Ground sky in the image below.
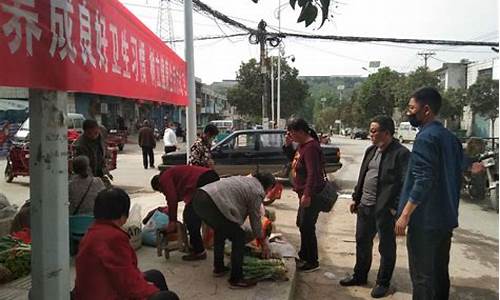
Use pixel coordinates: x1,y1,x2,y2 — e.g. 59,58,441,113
119,0,499,84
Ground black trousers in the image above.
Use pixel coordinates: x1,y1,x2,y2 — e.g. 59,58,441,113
164,146,176,154
144,269,179,300
407,227,452,300
296,201,321,265
141,146,155,168
183,171,220,254
353,205,396,286
192,190,246,281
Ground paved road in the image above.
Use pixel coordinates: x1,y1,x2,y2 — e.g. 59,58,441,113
275,135,499,299
0,135,497,299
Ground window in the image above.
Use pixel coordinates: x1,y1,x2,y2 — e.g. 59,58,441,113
260,133,285,149
234,133,255,150
73,118,83,130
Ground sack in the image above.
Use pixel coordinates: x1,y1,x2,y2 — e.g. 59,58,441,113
142,209,169,246
315,181,338,212
123,204,142,250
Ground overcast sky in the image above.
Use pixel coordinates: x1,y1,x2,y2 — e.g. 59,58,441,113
120,0,499,84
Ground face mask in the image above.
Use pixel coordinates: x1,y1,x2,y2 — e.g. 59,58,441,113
407,113,422,127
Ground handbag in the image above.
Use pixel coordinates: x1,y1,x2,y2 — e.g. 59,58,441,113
315,169,339,213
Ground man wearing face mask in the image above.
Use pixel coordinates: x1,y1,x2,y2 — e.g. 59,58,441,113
395,87,484,299
340,116,409,298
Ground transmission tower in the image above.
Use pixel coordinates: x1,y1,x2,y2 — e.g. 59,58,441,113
156,0,176,49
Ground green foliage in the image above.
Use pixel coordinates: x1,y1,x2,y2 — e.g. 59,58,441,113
300,76,365,126
356,67,402,122
252,0,330,27
441,88,468,120
394,67,440,111
468,77,499,121
227,58,309,121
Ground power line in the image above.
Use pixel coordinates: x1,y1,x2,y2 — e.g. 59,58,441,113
278,32,499,47
417,51,436,67
186,0,499,47
170,33,248,43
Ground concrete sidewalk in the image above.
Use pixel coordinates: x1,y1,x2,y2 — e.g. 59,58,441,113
0,193,297,300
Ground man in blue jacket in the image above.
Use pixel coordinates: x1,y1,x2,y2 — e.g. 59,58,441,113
395,87,484,299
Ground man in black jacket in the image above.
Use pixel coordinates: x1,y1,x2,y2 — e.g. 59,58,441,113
340,116,410,298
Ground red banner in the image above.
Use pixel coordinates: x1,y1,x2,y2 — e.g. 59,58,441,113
0,0,188,105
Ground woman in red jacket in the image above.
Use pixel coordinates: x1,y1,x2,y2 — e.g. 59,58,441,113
73,188,179,300
285,118,325,273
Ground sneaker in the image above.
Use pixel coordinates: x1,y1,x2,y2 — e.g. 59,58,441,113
181,251,207,261
371,284,390,298
297,262,320,273
213,266,230,277
228,278,257,289
339,275,367,286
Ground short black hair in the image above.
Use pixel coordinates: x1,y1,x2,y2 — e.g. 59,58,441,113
411,87,442,114
253,172,276,191
93,188,131,220
83,119,99,131
371,115,395,135
204,124,219,136
151,175,161,191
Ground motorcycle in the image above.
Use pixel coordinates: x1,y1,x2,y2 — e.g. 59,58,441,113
463,146,499,212
479,150,499,212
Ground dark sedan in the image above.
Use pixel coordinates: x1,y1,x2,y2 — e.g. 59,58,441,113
159,129,342,180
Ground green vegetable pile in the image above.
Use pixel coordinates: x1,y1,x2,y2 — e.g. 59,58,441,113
242,256,288,281
0,236,31,281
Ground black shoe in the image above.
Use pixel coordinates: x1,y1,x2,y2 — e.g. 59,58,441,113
181,251,207,261
297,262,320,273
228,278,257,289
371,285,390,298
339,275,367,286
213,266,230,277
150,165,155,169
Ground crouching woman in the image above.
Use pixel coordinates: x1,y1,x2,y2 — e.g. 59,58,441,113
191,173,276,289
72,188,179,300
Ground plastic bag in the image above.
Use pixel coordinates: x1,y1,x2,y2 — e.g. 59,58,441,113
123,204,142,250
141,209,169,246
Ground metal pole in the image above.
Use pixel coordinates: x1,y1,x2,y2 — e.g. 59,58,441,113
271,56,275,126
184,0,197,161
30,89,70,299
259,20,268,127
277,1,282,129
277,51,281,128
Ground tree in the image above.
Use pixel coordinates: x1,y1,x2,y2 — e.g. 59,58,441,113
395,67,440,111
441,88,468,130
355,67,402,123
251,0,331,27
468,77,499,137
227,58,309,121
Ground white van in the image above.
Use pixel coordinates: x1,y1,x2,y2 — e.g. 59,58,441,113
14,113,85,142
397,122,418,143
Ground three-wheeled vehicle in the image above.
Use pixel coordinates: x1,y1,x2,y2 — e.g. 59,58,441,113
4,115,118,182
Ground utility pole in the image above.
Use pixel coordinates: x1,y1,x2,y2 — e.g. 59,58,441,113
258,20,269,127
418,51,435,68
157,0,176,49
184,0,196,161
